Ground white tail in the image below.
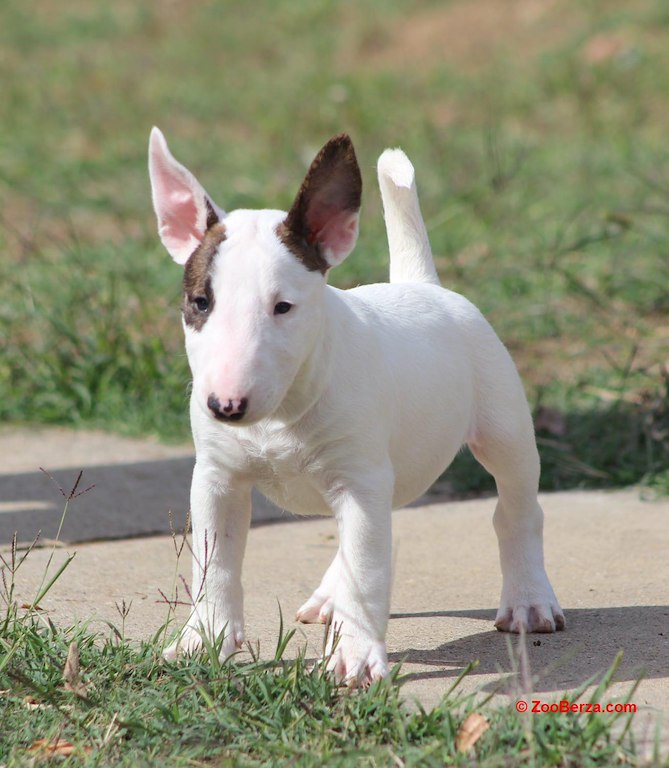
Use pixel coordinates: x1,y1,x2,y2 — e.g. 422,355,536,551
377,148,440,286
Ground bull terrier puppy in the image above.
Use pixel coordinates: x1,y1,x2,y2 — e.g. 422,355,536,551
148,130,564,685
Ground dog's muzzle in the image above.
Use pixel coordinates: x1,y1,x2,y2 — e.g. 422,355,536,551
207,394,249,422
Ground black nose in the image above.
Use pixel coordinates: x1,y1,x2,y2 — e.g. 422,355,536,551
207,394,248,422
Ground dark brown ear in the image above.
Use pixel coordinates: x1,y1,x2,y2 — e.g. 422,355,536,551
279,134,362,272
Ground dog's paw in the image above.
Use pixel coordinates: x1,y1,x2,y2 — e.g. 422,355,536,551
495,561,565,634
495,601,565,634
296,590,333,624
163,617,244,662
324,629,389,687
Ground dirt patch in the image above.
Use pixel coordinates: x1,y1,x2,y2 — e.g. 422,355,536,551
510,322,669,395
344,0,580,74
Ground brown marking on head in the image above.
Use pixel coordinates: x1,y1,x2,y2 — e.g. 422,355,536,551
182,221,226,330
205,199,219,231
278,134,361,274
276,221,328,274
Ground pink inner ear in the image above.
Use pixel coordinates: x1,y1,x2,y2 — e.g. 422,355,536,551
310,207,359,264
150,136,207,263
158,187,201,247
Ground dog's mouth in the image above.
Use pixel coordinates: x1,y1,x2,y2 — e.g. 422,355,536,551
213,410,245,423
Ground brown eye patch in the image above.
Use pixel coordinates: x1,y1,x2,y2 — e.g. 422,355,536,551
182,222,226,330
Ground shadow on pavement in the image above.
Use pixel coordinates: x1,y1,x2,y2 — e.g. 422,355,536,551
0,459,288,544
0,455,443,545
389,606,669,691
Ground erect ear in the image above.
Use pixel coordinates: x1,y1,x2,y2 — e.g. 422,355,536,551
280,134,361,272
148,127,225,265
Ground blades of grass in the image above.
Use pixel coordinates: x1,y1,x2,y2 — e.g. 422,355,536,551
614,675,645,745
444,659,480,701
273,602,297,662
587,650,623,706
31,553,76,612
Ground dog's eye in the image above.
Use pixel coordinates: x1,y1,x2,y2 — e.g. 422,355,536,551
274,301,293,315
193,297,209,313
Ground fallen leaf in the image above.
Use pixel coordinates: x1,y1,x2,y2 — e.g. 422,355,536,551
24,695,46,710
455,712,490,753
20,603,45,611
28,738,91,756
63,641,88,698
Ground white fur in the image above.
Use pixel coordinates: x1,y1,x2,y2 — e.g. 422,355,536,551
149,130,564,685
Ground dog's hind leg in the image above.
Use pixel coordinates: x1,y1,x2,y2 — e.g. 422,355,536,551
377,147,441,286
468,372,565,634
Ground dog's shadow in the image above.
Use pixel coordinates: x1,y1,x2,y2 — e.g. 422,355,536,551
388,605,669,693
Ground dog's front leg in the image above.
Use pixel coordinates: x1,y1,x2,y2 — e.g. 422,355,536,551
324,465,393,686
164,464,251,661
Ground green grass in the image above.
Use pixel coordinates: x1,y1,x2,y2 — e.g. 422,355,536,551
1,0,668,490
1,624,656,767
1,547,663,767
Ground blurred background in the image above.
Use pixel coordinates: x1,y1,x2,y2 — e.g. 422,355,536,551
1,0,667,494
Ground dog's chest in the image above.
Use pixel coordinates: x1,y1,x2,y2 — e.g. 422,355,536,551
239,430,330,516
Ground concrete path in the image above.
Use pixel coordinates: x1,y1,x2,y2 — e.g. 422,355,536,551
2,427,668,755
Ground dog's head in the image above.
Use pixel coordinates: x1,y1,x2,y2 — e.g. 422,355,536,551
148,129,361,425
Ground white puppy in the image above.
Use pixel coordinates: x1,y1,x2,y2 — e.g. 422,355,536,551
148,130,564,685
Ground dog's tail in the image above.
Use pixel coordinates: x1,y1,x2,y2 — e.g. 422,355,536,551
377,148,440,286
